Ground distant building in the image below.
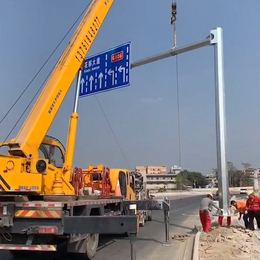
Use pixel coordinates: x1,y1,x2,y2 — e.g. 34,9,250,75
135,165,177,192
146,173,177,191
169,165,181,175
205,174,218,187
242,167,259,177
239,167,259,186
135,166,167,175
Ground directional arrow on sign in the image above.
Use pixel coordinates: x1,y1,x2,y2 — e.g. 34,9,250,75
118,65,126,83
80,78,85,93
89,75,94,91
98,72,103,89
108,69,115,85
79,42,131,98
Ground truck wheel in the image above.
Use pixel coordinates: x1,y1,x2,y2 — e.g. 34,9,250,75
85,233,99,259
148,213,153,221
140,216,145,227
64,233,99,260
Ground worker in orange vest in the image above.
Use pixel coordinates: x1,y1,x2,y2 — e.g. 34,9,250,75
231,200,249,229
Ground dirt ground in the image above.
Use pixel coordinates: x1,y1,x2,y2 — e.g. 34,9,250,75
199,220,260,260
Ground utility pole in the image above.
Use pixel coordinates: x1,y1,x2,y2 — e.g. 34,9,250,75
131,27,231,217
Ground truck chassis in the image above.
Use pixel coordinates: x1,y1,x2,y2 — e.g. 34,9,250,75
0,196,170,259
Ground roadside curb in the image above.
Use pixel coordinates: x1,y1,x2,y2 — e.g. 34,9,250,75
254,230,260,240
182,234,195,260
192,231,201,260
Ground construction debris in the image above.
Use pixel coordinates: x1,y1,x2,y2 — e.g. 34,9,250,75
172,234,190,242
199,221,260,260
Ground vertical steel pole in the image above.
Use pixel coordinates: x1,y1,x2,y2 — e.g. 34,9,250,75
73,69,82,113
211,28,230,214
130,233,137,260
129,203,137,260
164,197,170,243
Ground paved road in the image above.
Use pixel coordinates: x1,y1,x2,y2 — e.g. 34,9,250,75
95,195,203,260
0,194,203,260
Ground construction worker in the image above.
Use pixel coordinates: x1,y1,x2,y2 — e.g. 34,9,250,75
199,193,223,232
230,200,249,229
218,209,232,227
245,190,260,230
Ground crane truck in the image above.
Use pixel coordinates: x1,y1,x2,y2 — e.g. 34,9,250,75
0,1,170,259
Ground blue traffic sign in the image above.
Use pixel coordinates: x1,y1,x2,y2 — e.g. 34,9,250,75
79,42,131,97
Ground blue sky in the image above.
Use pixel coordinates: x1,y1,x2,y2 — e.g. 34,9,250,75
0,0,260,174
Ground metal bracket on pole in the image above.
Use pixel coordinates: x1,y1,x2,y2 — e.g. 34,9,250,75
131,27,230,217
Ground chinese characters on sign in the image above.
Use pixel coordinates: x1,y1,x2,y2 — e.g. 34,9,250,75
79,42,131,97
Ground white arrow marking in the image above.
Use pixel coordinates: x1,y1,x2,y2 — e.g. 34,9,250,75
118,65,126,82
80,78,85,93
108,69,115,85
98,72,104,88
89,75,94,91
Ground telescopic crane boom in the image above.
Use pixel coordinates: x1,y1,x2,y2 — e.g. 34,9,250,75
0,0,114,196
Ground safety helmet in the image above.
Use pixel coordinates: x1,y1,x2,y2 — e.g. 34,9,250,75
207,193,213,198
247,190,254,197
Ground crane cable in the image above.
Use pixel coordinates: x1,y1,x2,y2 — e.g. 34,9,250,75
2,1,92,142
95,96,131,169
175,55,182,168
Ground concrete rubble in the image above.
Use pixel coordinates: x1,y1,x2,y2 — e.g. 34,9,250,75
199,221,260,260
171,234,190,242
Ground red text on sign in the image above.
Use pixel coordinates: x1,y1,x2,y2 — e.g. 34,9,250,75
111,51,124,63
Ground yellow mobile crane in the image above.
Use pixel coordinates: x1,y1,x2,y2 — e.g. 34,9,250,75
0,1,170,259
0,0,113,196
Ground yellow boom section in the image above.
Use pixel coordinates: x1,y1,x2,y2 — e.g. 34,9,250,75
10,0,114,158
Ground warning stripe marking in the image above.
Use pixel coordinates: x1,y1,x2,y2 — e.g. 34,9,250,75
0,202,62,207
15,210,61,218
0,175,10,190
0,245,56,251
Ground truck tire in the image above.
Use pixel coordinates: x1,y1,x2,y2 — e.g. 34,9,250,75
62,233,99,260
84,233,99,259
139,216,145,227
148,213,153,221
73,233,99,260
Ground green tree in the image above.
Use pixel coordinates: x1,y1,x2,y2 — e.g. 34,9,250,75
242,162,252,169
227,161,237,187
213,162,254,187
176,170,207,189
175,173,191,190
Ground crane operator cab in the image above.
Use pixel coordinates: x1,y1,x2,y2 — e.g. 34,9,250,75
0,135,75,196
38,136,65,170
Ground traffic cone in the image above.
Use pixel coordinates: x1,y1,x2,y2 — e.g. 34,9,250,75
115,178,121,196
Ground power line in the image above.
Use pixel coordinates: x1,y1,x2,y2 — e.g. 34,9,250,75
95,96,131,169
2,1,92,142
